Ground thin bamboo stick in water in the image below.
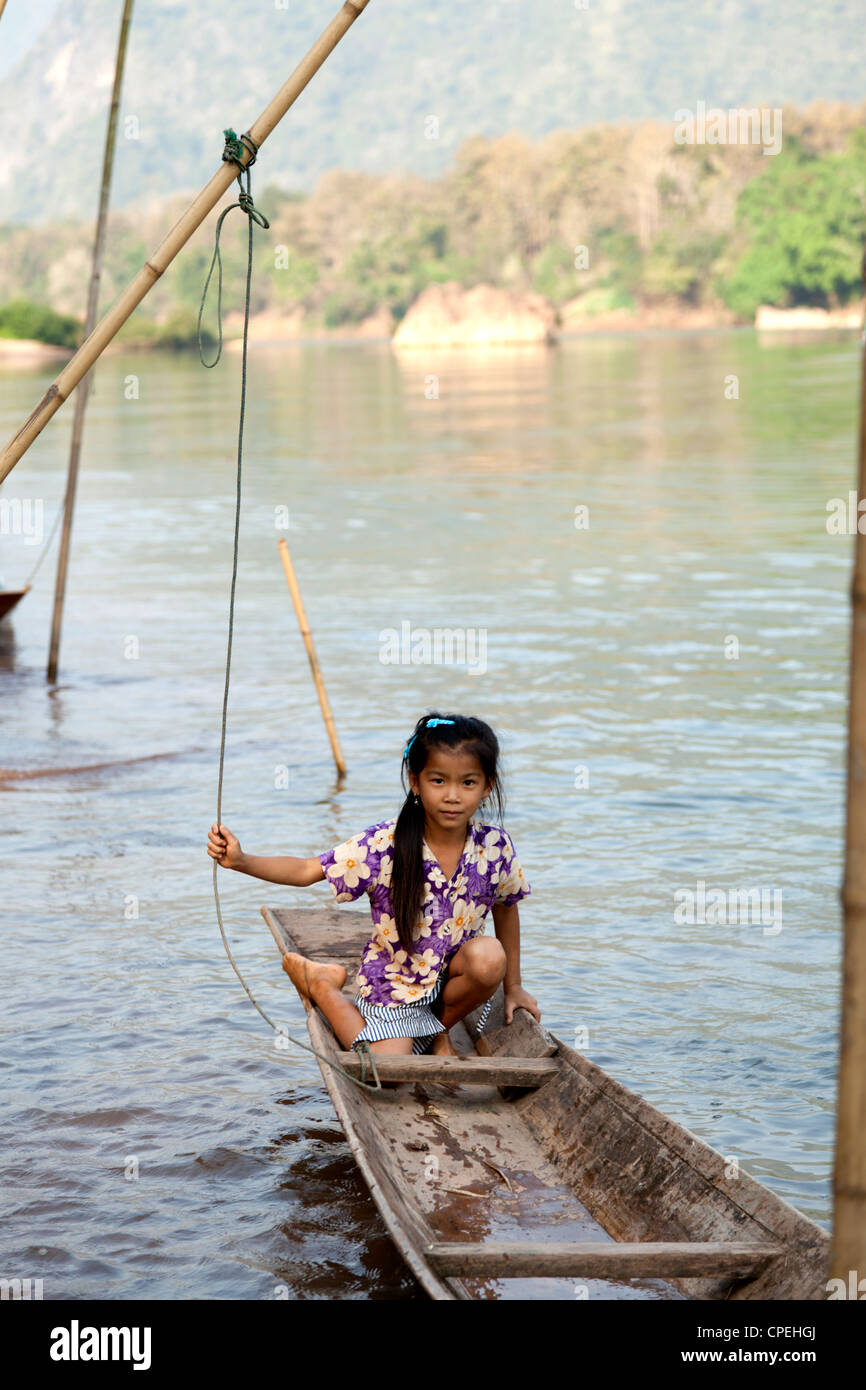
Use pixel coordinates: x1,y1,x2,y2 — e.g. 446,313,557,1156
47,0,135,684
278,538,346,778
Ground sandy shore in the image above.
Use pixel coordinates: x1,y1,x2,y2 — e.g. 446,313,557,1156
2,298,862,360
0,337,74,362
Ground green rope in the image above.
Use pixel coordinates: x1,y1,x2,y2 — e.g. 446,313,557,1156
198,130,269,369
203,127,381,1094
355,1039,380,1087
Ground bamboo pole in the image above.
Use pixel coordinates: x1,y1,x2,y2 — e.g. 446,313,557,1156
831,258,866,1286
0,2,8,24
47,0,135,684
278,537,346,777
0,0,373,484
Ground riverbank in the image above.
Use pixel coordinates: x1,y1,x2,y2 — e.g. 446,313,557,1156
215,288,865,345
1,296,862,360
0,337,77,363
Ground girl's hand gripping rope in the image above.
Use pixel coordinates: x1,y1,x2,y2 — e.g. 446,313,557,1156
208,822,244,869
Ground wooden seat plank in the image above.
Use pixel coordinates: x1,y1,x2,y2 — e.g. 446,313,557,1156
426,1240,782,1279
325,1054,560,1087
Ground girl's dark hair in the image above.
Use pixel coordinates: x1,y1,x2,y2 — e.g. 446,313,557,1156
392,712,505,955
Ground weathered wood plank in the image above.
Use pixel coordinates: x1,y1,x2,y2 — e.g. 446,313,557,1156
475,1007,558,1060
427,1241,781,1279
330,1054,560,1087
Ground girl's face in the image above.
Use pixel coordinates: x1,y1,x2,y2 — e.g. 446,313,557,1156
408,744,493,835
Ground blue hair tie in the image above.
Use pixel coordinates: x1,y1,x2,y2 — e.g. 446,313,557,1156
403,717,456,759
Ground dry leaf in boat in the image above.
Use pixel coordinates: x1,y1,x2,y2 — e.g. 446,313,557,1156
478,1156,514,1193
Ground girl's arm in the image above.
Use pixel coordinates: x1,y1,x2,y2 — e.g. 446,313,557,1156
207,822,325,887
492,902,541,1023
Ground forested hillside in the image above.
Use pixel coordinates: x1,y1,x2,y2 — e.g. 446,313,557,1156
2,103,864,346
1,0,864,224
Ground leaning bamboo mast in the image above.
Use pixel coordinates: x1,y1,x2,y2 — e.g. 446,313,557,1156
0,0,373,484
47,0,134,683
831,268,866,1285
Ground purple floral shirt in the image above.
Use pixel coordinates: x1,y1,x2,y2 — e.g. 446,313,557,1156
318,817,531,1006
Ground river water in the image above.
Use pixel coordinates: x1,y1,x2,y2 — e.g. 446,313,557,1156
0,328,856,1298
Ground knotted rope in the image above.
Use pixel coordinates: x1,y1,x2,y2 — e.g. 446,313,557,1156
201,128,380,1093
198,130,269,370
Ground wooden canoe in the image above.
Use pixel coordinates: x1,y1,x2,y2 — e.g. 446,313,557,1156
262,905,829,1300
0,588,28,620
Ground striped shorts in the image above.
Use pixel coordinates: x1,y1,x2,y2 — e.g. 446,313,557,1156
351,967,494,1056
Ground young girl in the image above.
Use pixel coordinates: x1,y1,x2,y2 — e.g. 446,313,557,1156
206,712,539,1057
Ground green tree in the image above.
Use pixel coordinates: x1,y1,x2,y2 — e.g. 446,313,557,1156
335,216,461,323
531,243,583,304
719,132,866,318
0,299,82,347
643,230,726,303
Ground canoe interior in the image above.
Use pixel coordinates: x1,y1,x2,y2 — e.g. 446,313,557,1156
0,588,28,621
263,906,829,1301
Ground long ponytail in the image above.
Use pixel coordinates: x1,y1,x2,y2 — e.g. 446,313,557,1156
392,790,427,956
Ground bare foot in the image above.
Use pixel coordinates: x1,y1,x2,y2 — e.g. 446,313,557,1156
430,1030,458,1057
282,952,346,1002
